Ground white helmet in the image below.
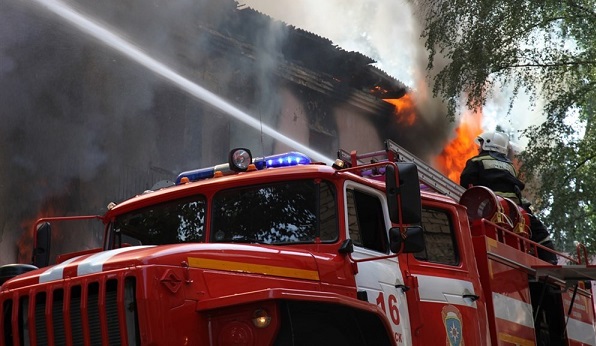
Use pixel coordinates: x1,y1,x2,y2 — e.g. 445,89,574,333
475,132,509,155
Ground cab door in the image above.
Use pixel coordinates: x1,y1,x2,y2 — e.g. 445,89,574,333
344,182,412,345
402,202,489,345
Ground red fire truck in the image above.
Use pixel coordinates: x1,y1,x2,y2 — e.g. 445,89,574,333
1,140,595,345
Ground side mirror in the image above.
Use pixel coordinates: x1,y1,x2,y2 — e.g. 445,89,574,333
396,163,422,224
389,226,425,254
385,164,400,223
386,163,422,225
32,222,51,268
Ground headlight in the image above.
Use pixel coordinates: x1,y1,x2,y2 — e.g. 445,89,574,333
252,309,271,328
229,148,253,171
208,302,278,346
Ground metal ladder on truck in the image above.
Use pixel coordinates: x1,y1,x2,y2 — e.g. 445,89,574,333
337,139,465,200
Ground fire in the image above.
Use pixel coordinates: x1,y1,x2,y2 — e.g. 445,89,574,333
17,202,62,263
434,112,483,183
384,94,416,126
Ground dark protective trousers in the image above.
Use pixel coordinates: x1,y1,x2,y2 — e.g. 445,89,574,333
526,210,558,265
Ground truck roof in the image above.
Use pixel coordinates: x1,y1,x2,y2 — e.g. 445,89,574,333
107,164,372,216
107,161,461,220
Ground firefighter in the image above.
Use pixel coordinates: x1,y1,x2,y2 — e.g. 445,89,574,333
460,132,558,265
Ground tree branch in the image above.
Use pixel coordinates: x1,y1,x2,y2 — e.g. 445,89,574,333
499,60,596,69
562,153,596,187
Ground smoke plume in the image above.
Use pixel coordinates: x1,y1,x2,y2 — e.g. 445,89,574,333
0,0,289,263
0,0,516,264
242,0,456,157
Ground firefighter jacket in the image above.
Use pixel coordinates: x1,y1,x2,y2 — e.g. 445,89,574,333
459,151,525,204
460,151,556,261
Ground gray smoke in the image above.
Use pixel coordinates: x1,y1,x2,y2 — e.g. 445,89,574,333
242,0,455,158
0,0,288,263
0,0,457,264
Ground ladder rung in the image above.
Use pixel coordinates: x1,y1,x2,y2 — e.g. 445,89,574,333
337,140,465,200
385,139,464,199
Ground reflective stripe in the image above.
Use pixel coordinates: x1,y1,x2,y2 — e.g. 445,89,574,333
497,333,534,346
493,191,518,198
471,155,517,176
187,257,320,281
39,256,81,283
492,293,533,328
416,275,477,308
567,316,596,345
77,246,153,276
481,160,517,176
471,155,493,162
39,245,154,283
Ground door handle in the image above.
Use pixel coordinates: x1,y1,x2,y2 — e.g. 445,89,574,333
462,288,480,301
462,293,480,301
395,284,410,292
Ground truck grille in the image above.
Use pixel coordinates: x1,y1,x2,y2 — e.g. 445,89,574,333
1,276,139,345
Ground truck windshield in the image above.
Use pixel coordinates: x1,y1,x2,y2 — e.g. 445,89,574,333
111,179,337,247
211,180,337,244
112,195,206,246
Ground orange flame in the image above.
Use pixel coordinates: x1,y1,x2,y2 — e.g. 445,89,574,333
434,112,483,183
384,94,416,126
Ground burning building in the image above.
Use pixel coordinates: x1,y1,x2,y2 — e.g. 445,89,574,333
0,0,472,264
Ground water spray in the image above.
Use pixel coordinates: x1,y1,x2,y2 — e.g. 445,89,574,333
30,0,334,164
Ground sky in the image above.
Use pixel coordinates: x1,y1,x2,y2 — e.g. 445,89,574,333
242,0,421,86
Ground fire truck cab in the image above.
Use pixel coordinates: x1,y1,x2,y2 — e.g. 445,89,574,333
1,140,595,345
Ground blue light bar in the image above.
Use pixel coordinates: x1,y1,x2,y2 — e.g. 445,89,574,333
176,151,312,185
175,167,215,185
255,152,312,169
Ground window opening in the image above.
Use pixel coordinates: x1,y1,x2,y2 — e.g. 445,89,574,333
346,188,388,253
414,207,459,266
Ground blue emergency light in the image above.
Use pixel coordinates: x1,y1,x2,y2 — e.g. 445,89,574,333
253,152,311,169
175,149,312,185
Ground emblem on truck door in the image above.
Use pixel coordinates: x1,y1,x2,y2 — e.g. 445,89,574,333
442,304,464,346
